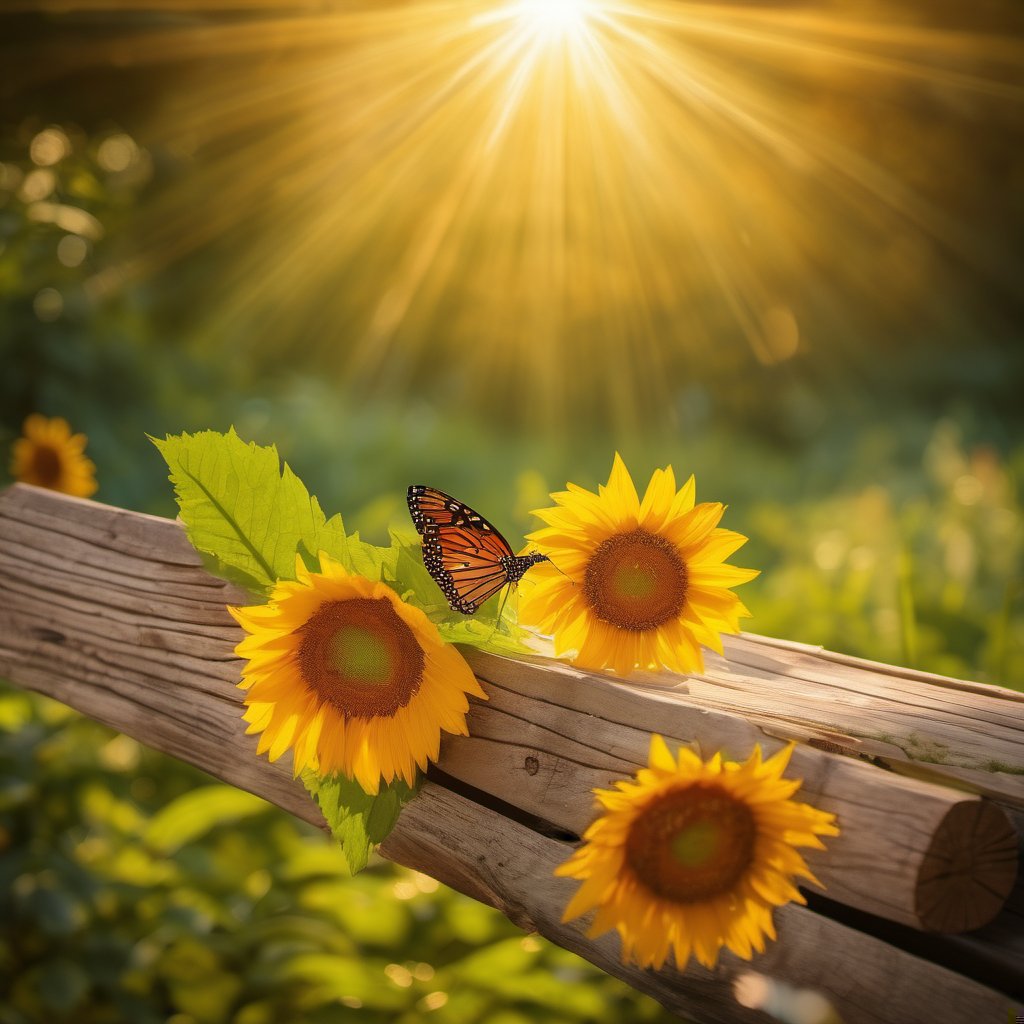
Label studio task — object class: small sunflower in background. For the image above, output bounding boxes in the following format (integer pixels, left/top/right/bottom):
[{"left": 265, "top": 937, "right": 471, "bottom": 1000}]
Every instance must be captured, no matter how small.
[
  {"left": 230, "top": 552, "right": 486, "bottom": 794},
  {"left": 557, "top": 735, "right": 839, "bottom": 971},
  {"left": 519, "top": 453, "right": 757, "bottom": 675},
  {"left": 10, "top": 414, "right": 98, "bottom": 498}
]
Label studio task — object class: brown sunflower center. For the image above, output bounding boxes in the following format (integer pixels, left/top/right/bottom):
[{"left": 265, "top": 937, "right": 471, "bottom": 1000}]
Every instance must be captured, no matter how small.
[
  {"left": 30, "top": 444, "right": 63, "bottom": 487},
  {"left": 583, "top": 529, "right": 688, "bottom": 632},
  {"left": 625, "top": 784, "right": 756, "bottom": 903},
  {"left": 297, "top": 598, "right": 425, "bottom": 719}
]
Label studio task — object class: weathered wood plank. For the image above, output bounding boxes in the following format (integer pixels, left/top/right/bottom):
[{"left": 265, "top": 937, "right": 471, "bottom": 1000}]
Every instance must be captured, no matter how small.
[
  {"left": 454, "top": 648, "right": 1018, "bottom": 933},
  {"left": 5, "top": 483, "right": 1016, "bottom": 931},
  {"left": 691, "top": 635, "right": 1024, "bottom": 792},
  {"left": 0, "top": 484, "right": 1021, "bottom": 1022},
  {"left": 382, "top": 788, "right": 1017, "bottom": 1024}
]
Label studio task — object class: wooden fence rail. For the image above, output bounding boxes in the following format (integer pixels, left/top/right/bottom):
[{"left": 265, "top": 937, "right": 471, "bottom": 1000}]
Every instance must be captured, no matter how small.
[{"left": 1, "top": 484, "right": 1021, "bottom": 1024}]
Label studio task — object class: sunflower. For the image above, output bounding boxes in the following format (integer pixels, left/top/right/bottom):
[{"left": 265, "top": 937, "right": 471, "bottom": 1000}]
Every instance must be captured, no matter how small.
[
  {"left": 229, "top": 553, "right": 486, "bottom": 794},
  {"left": 11, "top": 414, "right": 98, "bottom": 497},
  {"left": 518, "top": 454, "right": 757, "bottom": 675},
  {"left": 557, "top": 735, "right": 839, "bottom": 971}
]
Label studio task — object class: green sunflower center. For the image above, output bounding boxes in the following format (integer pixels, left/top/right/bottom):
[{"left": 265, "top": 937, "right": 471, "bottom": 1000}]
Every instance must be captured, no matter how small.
[
  {"left": 670, "top": 820, "right": 719, "bottom": 867},
  {"left": 30, "top": 443, "right": 63, "bottom": 487},
  {"left": 328, "top": 625, "right": 392, "bottom": 686},
  {"left": 583, "top": 528, "right": 688, "bottom": 632},
  {"left": 625, "top": 784, "right": 756, "bottom": 903},
  {"left": 297, "top": 598, "right": 425, "bottom": 718}
]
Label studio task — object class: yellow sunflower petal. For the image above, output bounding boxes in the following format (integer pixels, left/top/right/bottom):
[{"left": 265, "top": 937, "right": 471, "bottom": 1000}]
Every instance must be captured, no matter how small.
[
  {"left": 648, "top": 734, "right": 676, "bottom": 772},
  {"left": 687, "top": 527, "right": 750, "bottom": 566},
  {"left": 670, "top": 474, "right": 697, "bottom": 518},
  {"left": 548, "top": 484, "right": 618, "bottom": 531},
  {"left": 665, "top": 501, "right": 725, "bottom": 552},
  {"left": 600, "top": 452, "right": 640, "bottom": 521},
  {"left": 689, "top": 563, "right": 761, "bottom": 588},
  {"left": 520, "top": 455, "right": 756, "bottom": 678},
  {"left": 638, "top": 466, "right": 676, "bottom": 532},
  {"left": 230, "top": 564, "right": 481, "bottom": 794},
  {"left": 557, "top": 737, "right": 837, "bottom": 972}
]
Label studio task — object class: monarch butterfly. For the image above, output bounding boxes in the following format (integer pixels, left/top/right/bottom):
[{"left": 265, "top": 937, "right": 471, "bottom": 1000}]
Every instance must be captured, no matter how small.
[{"left": 407, "top": 484, "right": 549, "bottom": 615}]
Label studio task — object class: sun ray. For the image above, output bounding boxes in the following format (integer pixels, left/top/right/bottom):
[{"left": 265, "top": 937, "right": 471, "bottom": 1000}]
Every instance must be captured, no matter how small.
[{"left": 5, "top": 1, "right": 1022, "bottom": 426}]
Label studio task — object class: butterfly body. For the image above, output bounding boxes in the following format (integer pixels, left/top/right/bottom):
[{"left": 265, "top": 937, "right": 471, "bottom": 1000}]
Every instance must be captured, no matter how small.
[
  {"left": 500, "top": 551, "right": 550, "bottom": 585},
  {"left": 407, "top": 484, "right": 549, "bottom": 614}
]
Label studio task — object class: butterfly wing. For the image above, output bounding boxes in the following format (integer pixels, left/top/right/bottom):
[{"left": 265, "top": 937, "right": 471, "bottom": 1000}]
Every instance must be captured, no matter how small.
[{"left": 407, "top": 485, "right": 515, "bottom": 614}]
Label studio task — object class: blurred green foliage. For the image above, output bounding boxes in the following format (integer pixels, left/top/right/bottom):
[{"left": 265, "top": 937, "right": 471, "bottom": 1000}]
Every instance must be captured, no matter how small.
[
  {"left": 0, "top": 690, "right": 669, "bottom": 1024},
  {"left": 1, "top": 101, "right": 1022, "bottom": 1023},
  {"left": 748, "top": 420, "right": 1024, "bottom": 688}
]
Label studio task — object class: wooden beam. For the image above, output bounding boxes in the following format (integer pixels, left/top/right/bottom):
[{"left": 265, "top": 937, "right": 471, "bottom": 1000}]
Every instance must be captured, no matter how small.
[
  {"left": 0, "top": 484, "right": 1020, "bottom": 1023},
  {"left": 453, "top": 647, "right": 1018, "bottom": 934}
]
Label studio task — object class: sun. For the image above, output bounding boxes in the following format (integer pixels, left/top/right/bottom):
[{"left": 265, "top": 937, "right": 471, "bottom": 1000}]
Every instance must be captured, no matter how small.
[
  {"left": 515, "top": 0, "right": 594, "bottom": 41},
  {"left": 16, "top": 1, "right": 1018, "bottom": 431}
]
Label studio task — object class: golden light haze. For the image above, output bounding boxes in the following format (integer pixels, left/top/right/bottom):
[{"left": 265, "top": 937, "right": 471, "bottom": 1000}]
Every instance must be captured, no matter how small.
[{"left": 6, "top": 0, "right": 1023, "bottom": 427}]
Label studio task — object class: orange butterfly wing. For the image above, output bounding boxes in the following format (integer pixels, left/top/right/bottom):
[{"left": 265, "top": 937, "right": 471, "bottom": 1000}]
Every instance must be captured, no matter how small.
[{"left": 407, "top": 485, "right": 515, "bottom": 614}]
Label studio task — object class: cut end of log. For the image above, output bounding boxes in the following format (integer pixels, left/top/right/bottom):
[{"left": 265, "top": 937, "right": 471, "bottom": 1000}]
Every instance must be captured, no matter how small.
[{"left": 915, "top": 800, "right": 1019, "bottom": 933}]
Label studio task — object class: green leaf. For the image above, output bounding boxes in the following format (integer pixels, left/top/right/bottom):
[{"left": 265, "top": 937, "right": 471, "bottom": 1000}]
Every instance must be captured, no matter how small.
[
  {"left": 390, "top": 538, "right": 530, "bottom": 655},
  {"left": 347, "top": 529, "right": 399, "bottom": 583},
  {"left": 306, "top": 512, "right": 350, "bottom": 574},
  {"left": 151, "top": 427, "right": 402, "bottom": 597},
  {"left": 302, "top": 770, "right": 419, "bottom": 874},
  {"left": 391, "top": 540, "right": 453, "bottom": 621},
  {"left": 438, "top": 617, "right": 530, "bottom": 657},
  {"left": 144, "top": 785, "right": 269, "bottom": 854},
  {"left": 362, "top": 532, "right": 526, "bottom": 654},
  {"left": 271, "top": 953, "right": 410, "bottom": 1011},
  {"left": 35, "top": 958, "right": 91, "bottom": 1014},
  {"left": 152, "top": 428, "right": 349, "bottom": 593}
]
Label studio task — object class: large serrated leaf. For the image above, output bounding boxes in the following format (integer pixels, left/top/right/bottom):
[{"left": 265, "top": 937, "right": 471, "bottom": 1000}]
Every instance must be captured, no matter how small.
[
  {"left": 301, "top": 771, "right": 420, "bottom": 874},
  {"left": 151, "top": 428, "right": 349, "bottom": 593},
  {"left": 348, "top": 530, "right": 399, "bottom": 583}
]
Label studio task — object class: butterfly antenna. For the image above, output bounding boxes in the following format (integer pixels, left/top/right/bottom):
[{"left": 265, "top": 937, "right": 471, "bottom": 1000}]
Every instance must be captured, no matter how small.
[{"left": 546, "top": 555, "right": 575, "bottom": 585}]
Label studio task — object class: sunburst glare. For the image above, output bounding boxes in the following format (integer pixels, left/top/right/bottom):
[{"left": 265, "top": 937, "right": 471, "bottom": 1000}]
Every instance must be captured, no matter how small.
[
  {"left": 4, "top": 0, "right": 1022, "bottom": 427},
  {"left": 510, "top": 0, "right": 595, "bottom": 41}
]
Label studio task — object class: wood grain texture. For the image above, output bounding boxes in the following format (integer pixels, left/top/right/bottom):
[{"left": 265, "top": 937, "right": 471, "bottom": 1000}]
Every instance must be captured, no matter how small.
[
  {"left": 1, "top": 484, "right": 1021, "bottom": 1022},
  {"left": 452, "top": 648, "right": 1018, "bottom": 932},
  {"left": 682, "top": 633, "right": 1024, "bottom": 802},
  {"left": 382, "top": 787, "right": 1017, "bottom": 1024}
]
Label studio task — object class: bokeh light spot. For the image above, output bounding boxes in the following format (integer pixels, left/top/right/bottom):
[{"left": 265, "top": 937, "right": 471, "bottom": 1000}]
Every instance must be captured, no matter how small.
[
  {"left": 30, "top": 127, "right": 70, "bottom": 167},
  {"left": 19, "top": 168, "right": 55, "bottom": 203},
  {"left": 97, "top": 133, "right": 138, "bottom": 173},
  {"left": 419, "top": 991, "right": 449, "bottom": 1012},
  {"left": 33, "top": 287, "right": 63, "bottom": 322},
  {"left": 385, "top": 963, "right": 413, "bottom": 988},
  {"left": 57, "top": 235, "right": 89, "bottom": 268}
]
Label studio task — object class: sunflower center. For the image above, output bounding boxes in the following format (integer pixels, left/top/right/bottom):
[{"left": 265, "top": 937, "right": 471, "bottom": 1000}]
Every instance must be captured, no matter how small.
[
  {"left": 625, "top": 784, "right": 756, "bottom": 903},
  {"left": 297, "top": 598, "right": 425, "bottom": 718},
  {"left": 30, "top": 444, "right": 62, "bottom": 487},
  {"left": 327, "top": 625, "right": 392, "bottom": 686},
  {"left": 583, "top": 529, "right": 687, "bottom": 632}
]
